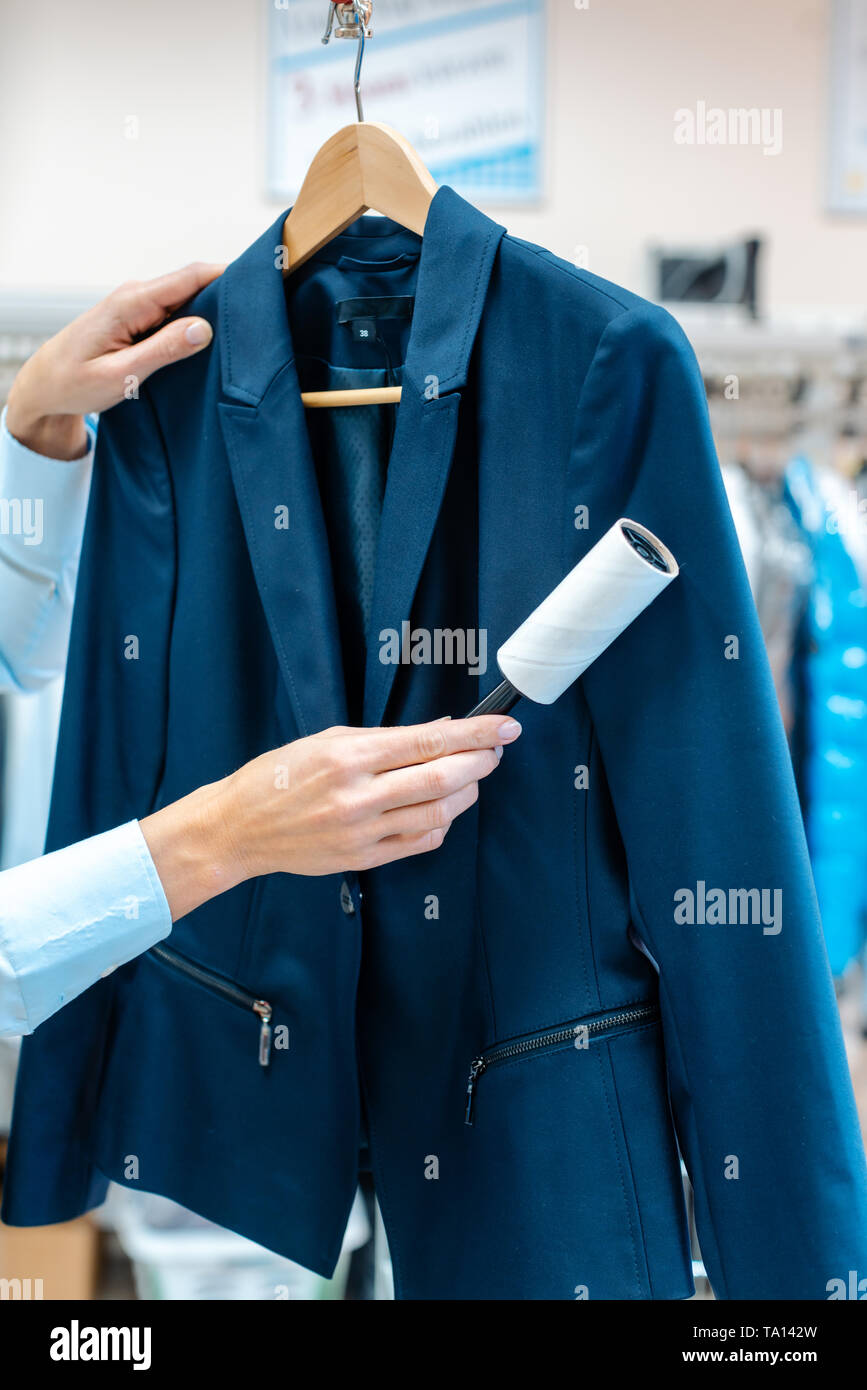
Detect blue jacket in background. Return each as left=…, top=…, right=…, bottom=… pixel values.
left=785, top=457, right=867, bottom=978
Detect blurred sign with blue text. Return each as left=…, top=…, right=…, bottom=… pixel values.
left=268, top=0, right=545, bottom=204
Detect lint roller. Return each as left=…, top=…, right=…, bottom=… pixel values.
left=466, top=519, right=678, bottom=717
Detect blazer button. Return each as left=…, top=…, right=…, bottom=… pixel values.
left=340, top=879, right=356, bottom=916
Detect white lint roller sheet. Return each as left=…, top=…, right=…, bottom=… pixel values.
left=496, top=520, right=679, bottom=705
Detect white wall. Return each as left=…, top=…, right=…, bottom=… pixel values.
left=0, top=0, right=863, bottom=314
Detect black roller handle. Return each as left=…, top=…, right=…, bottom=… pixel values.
left=465, top=676, right=522, bottom=718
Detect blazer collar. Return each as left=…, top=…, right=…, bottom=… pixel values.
left=217, top=209, right=294, bottom=405
left=217, top=188, right=506, bottom=736
left=400, top=185, right=506, bottom=400
left=218, top=188, right=504, bottom=407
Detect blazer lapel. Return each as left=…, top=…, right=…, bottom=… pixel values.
left=216, top=195, right=506, bottom=738
left=217, top=217, right=348, bottom=738
left=362, top=188, right=506, bottom=728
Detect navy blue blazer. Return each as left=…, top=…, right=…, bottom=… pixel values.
left=4, top=188, right=867, bottom=1299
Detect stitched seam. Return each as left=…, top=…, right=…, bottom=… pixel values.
left=605, top=1019, right=661, bottom=1043
left=140, top=384, right=179, bottom=810
left=373, top=395, right=458, bottom=725
left=473, top=447, right=498, bottom=1042
left=560, top=316, right=625, bottom=514
left=232, top=459, right=309, bottom=735
left=221, top=272, right=231, bottom=387
left=221, top=271, right=286, bottom=404
left=583, top=728, right=603, bottom=1011
left=220, top=273, right=244, bottom=400
left=591, top=1045, right=643, bottom=1296
left=472, top=821, right=497, bottom=1042
left=503, top=235, right=639, bottom=313
left=78, top=973, right=122, bottom=1209
left=577, top=713, right=603, bottom=1010
left=437, top=225, right=500, bottom=393
left=356, top=1047, right=405, bottom=1299
left=603, top=1039, right=654, bottom=1297
left=563, top=385, right=597, bottom=1015
left=221, top=376, right=311, bottom=739
left=630, top=898, right=731, bottom=1301
left=560, top=376, right=601, bottom=1021
left=232, top=873, right=266, bottom=982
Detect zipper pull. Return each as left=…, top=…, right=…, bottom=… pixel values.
left=253, top=1001, right=273, bottom=1067
left=465, top=1058, right=486, bottom=1126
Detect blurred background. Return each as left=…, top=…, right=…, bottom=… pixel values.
left=1, top=0, right=866, bottom=1300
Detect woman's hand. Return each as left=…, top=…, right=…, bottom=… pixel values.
left=140, top=716, right=522, bottom=922
left=5, top=263, right=224, bottom=460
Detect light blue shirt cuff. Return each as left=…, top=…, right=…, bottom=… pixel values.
left=0, top=820, right=172, bottom=1036
left=0, top=407, right=98, bottom=691
left=0, top=406, right=97, bottom=580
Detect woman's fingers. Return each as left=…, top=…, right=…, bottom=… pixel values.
left=101, top=264, right=226, bottom=385
left=357, top=714, right=521, bottom=773
left=87, top=262, right=225, bottom=389
left=376, top=779, right=480, bottom=841
left=8, top=261, right=226, bottom=432
left=110, top=315, right=214, bottom=384
left=371, top=746, right=500, bottom=812
left=354, top=827, right=450, bottom=871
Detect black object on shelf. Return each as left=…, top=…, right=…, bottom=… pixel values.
left=653, top=236, right=762, bottom=319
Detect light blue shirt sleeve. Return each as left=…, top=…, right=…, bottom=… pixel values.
left=0, top=406, right=98, bottom=692
left=0, top=820, right=171, bottom=1036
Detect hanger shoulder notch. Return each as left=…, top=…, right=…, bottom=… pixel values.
left=282, top=126, right=367, bottom=272
left=356, top=122, right=436, bottom=237
left=282, top=122, right=436, bottom=274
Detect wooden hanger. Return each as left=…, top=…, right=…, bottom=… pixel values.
left=282, top=3, right=436, bottom=409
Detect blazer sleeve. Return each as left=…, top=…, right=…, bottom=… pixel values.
left=576, top=305, right=867, bottom=1299
left=45, top=387, right=176, bottom=854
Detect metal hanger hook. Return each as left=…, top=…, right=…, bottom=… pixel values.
left=321, top=2, right=373, bottom=123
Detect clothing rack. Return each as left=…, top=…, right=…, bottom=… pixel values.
left=674, top=318, right=867, bottom=473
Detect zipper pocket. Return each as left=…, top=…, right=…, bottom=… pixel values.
left=149, top=943, right=274, bottom=1067
left=464, top=1001, right=659, bottom=1126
